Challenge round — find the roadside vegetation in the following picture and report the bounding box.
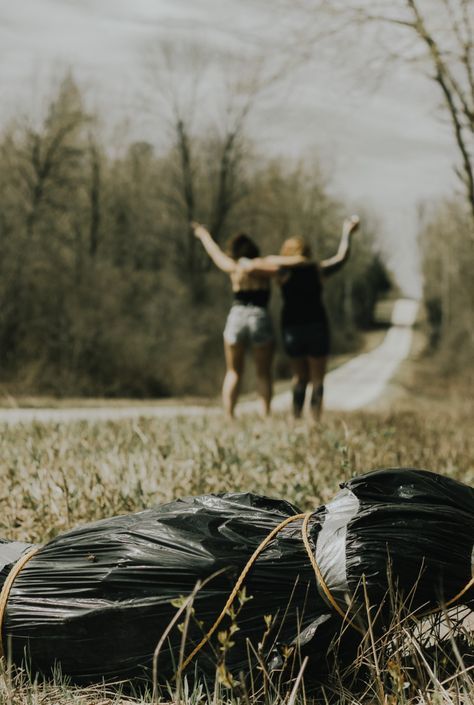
[0,75,389,399]
[421,198,474,369]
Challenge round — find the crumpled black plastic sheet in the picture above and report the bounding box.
[0,468,472,686]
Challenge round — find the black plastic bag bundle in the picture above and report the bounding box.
[0,468,472,686]
[1,493,330,684]
[312,468,474,620]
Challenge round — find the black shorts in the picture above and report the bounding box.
[282,320,330,358]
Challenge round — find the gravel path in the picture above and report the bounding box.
[0,299,418,425]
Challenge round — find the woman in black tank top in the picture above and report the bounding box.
[279,216,360,420]
[192,223,306,418]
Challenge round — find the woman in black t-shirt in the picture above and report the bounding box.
[279,216,360,419]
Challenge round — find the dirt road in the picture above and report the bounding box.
[0,299,418,425]
[259,298,419,413]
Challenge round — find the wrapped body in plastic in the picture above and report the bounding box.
[0,468,472,685]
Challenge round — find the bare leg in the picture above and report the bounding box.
[253,342,275,417]
[308,356,327,420]
[290,357,309,418]
[223,341,246,418]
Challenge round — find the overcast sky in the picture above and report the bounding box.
[0,0,459,295]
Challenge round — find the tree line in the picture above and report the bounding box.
[422,198,474,365]
[0,75,389,397]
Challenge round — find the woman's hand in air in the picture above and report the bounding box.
[191,222,208,240]
[343,215,360,237]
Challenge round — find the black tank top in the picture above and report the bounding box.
[233,289,270,308]
[281,265,327,326]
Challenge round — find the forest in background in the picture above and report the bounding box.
[0,75,390,397]
[422,199,474,368]
[0,2,472,400]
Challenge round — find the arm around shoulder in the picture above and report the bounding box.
[241,254,309,276]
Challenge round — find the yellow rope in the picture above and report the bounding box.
[0,520,471,673]
[0,547,39,660]
[177,512,308,675]
[178,514,474,674]
[301,513,365,636]
[421,573,474,618]
[178,511,364,675]
[443,575,474,609]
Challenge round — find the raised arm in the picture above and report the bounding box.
[192,222,236,273]
[320,215,360,276]
[240,254,309,276]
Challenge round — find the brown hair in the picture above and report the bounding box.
[226,233,260,260]
[280,236,312,258]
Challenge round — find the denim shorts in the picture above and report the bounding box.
[224,305,274,347]
[282,320,330,358]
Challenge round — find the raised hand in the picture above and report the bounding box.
[343,215,360,237]
[191,222,208,239]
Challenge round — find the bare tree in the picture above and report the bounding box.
[88,137,102,258]
[283,0,474,222]
[421,196,474,354]
[143,43,265,271]
[207,65,264,242]
[143,43,205,271]
[0,75,92,364]
[18,74,90,240]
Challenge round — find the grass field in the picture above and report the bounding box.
[0,367,472,704]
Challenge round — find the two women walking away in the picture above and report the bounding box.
[192,216,359,419]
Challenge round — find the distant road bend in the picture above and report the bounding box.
[263,297,419,414]
[0,299,418,425]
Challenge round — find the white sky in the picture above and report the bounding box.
[0,0,459,296]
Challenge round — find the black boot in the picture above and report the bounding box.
[292,382,307,418]
[310,383,324,418]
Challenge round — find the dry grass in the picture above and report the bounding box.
[1,405,472,544]
[0,370,472,703]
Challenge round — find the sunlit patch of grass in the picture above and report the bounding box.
[1,400,472,543]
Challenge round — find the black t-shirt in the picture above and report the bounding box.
[280,264,327,327]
